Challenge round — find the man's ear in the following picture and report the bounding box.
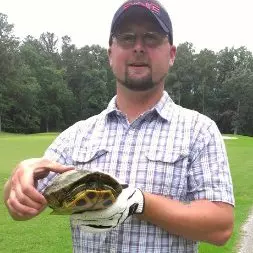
[169,45,177,67]
[108,48,112,66]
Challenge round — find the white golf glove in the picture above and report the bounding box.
[70,187,144,233]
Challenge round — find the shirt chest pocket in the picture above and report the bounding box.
[144,149,188,200]
[71,147,110,172]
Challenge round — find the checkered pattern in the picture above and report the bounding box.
[38,91,234,253]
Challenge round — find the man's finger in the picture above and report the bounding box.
[15,169,47,205]
[34,159,74,172]
[20,158,74,174]
[15,182,44,210]
[8,190,41,218]
[29,158,74,179]
[20,181,47,205]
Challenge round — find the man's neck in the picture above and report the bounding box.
[116,86,164,123]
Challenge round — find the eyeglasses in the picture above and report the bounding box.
[113,31,168,48]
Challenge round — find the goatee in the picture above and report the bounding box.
[118,72,155,91]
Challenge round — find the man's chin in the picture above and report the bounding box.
[122,78,155,92]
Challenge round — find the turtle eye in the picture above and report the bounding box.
[87,191,96,199]
[75,199,87,206]
[102,192,110,200]
[103,199,113,207]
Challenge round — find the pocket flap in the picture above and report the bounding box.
[146,149,188,163]
[72,147,109,163]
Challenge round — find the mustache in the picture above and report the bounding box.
[127,61,150,67]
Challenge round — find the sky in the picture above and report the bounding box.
[1,0,253,53]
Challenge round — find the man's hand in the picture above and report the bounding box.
[4,158,74,221]
[71,187,144,233]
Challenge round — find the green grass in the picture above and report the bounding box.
[199,135,253,253]
[0,133,72,253]
[0,133,252,253]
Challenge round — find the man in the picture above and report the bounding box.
[4,0,234,252]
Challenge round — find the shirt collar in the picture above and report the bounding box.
[106,95,118,115]
[153,91,175,122]
[105,91,176,122]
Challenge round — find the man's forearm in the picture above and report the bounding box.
[137,192,234,245]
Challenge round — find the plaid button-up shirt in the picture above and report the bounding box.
[38,91,234,253]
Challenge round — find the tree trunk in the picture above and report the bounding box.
[178,82,181,105]
[202,77,206,115]
[233,101,240,135]
[178,89,181,105]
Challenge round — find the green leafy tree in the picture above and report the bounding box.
[194,49,218,118]
[216,47,253,135]
[166,42,197,108]
[0,13,19,132]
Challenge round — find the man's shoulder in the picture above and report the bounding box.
[74,113,105,130]
[60,110,107,139]
[173,103,213,127]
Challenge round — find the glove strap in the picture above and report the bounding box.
[134,189,145,214]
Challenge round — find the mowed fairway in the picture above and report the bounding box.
[0,133,253,253]
[0,133,72,253]
[199,135,253,253]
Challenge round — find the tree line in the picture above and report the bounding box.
[1,13,253,136]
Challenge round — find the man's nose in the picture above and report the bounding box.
[133,36,145,54]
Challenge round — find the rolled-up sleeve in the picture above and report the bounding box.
[36,124,77,192]
[187,121,235,206]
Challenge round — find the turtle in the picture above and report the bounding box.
[43,170,127,215]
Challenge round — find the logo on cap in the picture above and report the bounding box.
[123,1,160,15]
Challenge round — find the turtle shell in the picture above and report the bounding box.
[43,170,126,214]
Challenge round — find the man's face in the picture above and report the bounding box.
[108,9,176,92]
